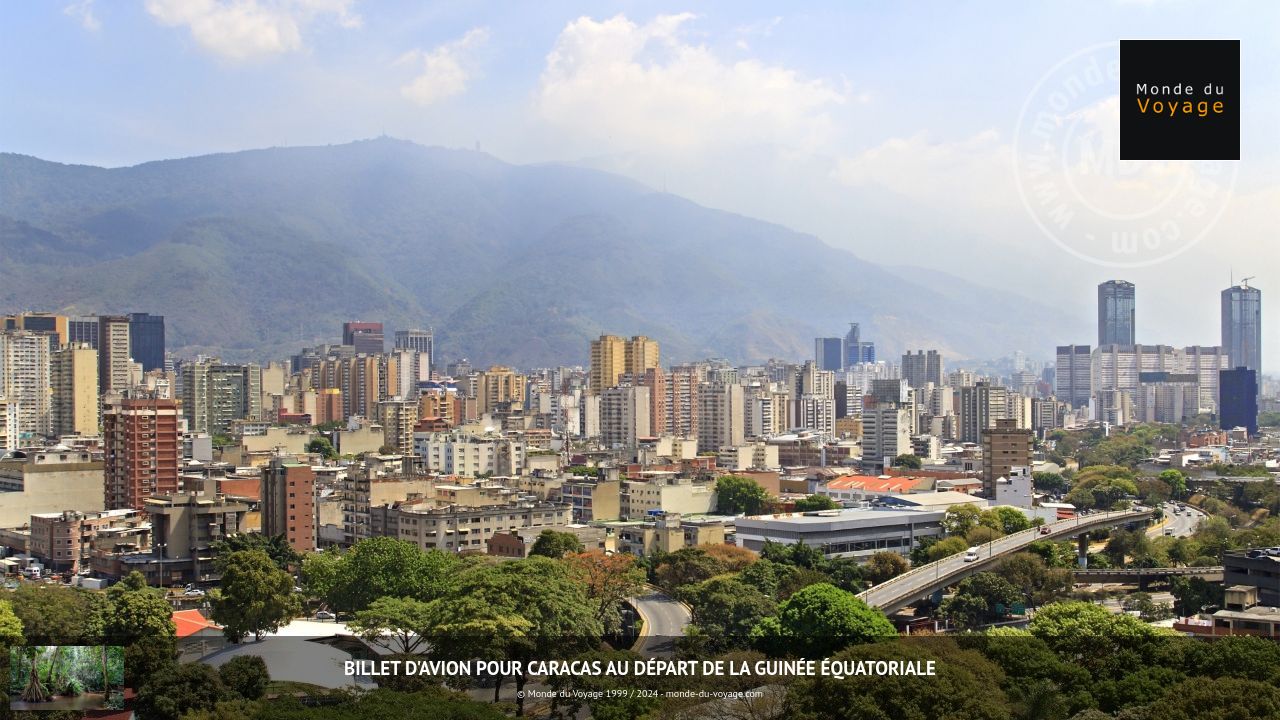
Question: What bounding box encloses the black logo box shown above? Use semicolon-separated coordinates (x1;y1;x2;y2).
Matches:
1120;39;1239;160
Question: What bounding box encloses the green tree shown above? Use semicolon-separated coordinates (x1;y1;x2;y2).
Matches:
1028;601;1160;665
321;537;462;612
1168;575;1224;615
653;547;727;592
213;534;302;571
751;583;895;658
105;571;179;687
943;504;983;536
980;506;1032;535
0;599;22;645
425;557;602;715
1032;472;1070;495
892;454;923;469
863;551;909;585
993;552;1072;607
211;550;301;642
939;593;990;630
218;655;270;700
135;663;230;720
8;584;107;644
1146;677;1280;720
924;536;970;563
715;475;772;515
348;596;433;654
680;576;776;651
784;639;1011;720
528;529;585;559
793;494;839;512
1122;592;1174;622
1158;469;1188;499
306;437;337;459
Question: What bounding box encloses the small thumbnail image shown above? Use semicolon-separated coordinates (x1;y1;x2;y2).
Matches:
9;646;124;712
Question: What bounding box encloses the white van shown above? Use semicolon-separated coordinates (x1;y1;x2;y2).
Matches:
962;547;980;562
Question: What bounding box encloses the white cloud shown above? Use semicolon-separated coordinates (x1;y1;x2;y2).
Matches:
145;0;360;60
535;14;846;154
63;0;100;31
398;27;489;107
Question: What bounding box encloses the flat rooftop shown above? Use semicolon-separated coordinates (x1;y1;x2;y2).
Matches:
737;506;944;528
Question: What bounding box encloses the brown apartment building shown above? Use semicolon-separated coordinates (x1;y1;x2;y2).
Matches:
262;457;316;553
103;398;180;510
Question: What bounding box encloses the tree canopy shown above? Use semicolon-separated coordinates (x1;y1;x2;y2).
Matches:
715;475;772;515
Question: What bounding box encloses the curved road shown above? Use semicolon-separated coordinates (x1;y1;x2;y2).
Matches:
1152;501;1204;538
858;509;1153;614
629;588;691;657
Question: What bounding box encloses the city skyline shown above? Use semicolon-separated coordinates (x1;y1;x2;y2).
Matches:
3;3;1279;362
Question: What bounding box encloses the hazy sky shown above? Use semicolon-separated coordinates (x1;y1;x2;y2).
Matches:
3;1;1278;365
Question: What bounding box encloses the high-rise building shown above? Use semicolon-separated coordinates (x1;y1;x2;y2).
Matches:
957;381;1007;444
476;366;525;414
844;323;875;367
97;315;132;395
697;382;745;452
1221;283;1262;376
1220;367;1258;435
664;365;701;437
1055;345;1092;409
181;361;263;436
103;398;180;510
379;399;419;456
127;313;166;372
262;457;316;553
314;355;383;421
638;367;667;438
589;335;660;393
862;405;912;471
981;418;1032;497
1098;280;1136;346
600;385;652;449
3;313;67;350
0;330;53;439
342;321;384;355
51;343;99;437
901;350;944;389
393;329;433;378
814;337;844;372
66;316;99;349
625;335;660;379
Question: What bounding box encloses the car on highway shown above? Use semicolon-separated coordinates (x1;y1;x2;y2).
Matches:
1040;525;1053;535
963;547;980;562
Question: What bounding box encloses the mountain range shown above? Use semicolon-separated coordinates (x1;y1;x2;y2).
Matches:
0;138;1082;368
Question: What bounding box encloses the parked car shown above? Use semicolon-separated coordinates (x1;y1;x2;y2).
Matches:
315;610;335;620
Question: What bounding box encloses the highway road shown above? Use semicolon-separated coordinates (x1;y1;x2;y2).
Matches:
858;509;1153;614
629;588;691;657
1149;501;1205;539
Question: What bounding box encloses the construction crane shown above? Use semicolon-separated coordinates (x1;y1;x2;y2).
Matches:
1241;276;1256;288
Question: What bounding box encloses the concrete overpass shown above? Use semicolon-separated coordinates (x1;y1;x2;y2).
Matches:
857;509;1154;615
1072;566;1223;587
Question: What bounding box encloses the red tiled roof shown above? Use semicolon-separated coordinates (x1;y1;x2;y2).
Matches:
173;609;220;638
823;475;928;493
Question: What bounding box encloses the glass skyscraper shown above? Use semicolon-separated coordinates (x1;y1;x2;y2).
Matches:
1098;280;1136;346
1221;283;1262;374
128;312;166;372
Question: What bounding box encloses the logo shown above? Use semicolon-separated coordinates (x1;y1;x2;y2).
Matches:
1120;40;1239;160
1013;42;1237;268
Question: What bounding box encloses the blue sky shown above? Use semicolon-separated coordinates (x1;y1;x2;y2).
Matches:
3;1;1279;362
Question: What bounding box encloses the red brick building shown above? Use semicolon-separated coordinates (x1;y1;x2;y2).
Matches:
103;398;180;510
